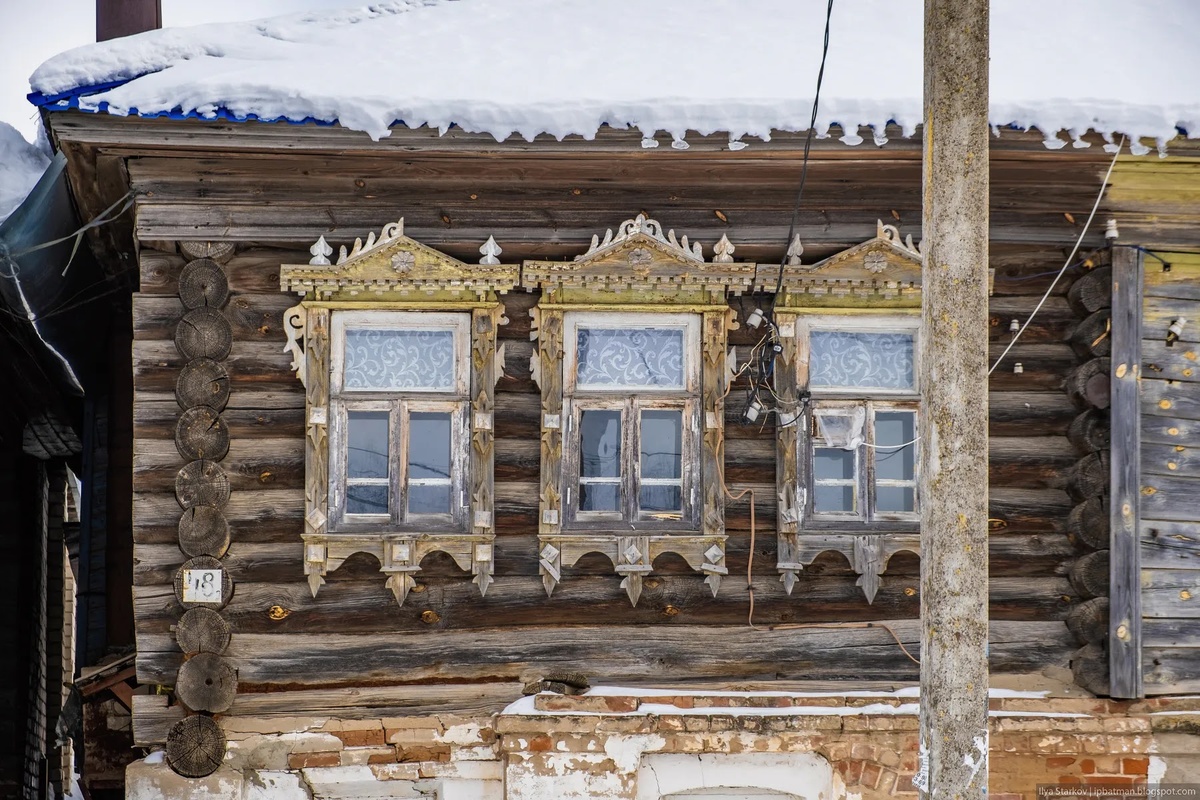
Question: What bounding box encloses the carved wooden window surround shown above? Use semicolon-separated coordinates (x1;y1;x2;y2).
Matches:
524;214;755;606
768;222;925;604
280;220;516;606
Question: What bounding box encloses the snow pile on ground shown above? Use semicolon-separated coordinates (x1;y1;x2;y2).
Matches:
0;121;50;224
28;0;1200;149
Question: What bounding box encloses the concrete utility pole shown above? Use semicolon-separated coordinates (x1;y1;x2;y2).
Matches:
96;0;161;42
918;1;991;799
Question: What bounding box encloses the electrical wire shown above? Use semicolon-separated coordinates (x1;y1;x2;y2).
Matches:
988;136;1126;376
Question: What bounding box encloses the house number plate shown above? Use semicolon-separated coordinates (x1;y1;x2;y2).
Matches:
182;568;223;603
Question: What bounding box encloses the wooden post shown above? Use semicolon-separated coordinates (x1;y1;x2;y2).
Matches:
919;1;990;797
96;0;161;41
1109;246;1143;698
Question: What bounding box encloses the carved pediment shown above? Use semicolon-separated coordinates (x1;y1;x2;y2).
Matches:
766;221;924;306
523;214;756;295
281;219;518;298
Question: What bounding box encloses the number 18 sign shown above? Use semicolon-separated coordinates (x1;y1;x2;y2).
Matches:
182;568;223;604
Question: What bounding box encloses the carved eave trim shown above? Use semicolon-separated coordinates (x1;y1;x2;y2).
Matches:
764;221;924;305
538;533;728;606
777;533;920;604
303;532;496;605
522;214;756;296
282;220;519;299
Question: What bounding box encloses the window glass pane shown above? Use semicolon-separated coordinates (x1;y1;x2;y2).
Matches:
640;485;682;514
875;411;916;481
810;331;914;390
580;410;621;478
580;483;620;512
347;411;389;479
346;484;389;515
814;448;856;480
576;328;684;388
408;412;451;480
877;486;916;513
641;410;682;479
344;328;456;390
409;485;452;515
814;485;856;513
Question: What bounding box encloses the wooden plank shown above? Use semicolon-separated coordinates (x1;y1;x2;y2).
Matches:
1142;617;1200;647
1143;646;1200;694
1141;252;1200;300
132;619;1073;688
1142;442;1199;481
131;693;184;746
1141;378;1200;421
1110;245;1142;698
1141;519;1200;570
1141;339;1200;384
1143;295;1200;343
1140;474;1200;522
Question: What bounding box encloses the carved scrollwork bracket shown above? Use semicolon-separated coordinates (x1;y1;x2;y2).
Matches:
778;533;920;604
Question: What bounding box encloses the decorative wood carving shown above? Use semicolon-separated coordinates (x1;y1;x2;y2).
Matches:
778;533;920;604
177;506;231;559
176;358;230;411
281;218;518;298
175;607;232;655
774;311;801;559
178;259;230;309
525;214;756;601
165;715;226;778
284;225;506;604
764;221;924;307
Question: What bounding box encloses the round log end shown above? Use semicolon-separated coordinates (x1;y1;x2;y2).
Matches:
1069;549;1111;599
179;241;236;265
176;607;232;655
176;652;238;713
176;358;230;411
1067;496;1110;551
175;460;231;510
175;308;233;362
175;406;230;462
166;715;226;778
1066;596;1110;646
178;259;230;310
1070;642;1110;696
178;506;231;559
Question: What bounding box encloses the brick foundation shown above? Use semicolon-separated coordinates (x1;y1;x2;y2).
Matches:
127;691;1200;799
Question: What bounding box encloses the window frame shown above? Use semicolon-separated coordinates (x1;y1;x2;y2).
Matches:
561;311;701;531
328;310;471;533
796;314;921;530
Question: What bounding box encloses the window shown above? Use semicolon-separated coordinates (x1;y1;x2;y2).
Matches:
330;311;470;531
562;313;700;529
800;320;920;525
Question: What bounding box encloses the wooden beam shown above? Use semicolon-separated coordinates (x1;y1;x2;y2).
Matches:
1109;245;1144;698
919;1;991;798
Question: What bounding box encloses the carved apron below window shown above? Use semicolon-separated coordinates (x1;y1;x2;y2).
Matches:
280;219;516;605
764;221;925;603
524;214;754;605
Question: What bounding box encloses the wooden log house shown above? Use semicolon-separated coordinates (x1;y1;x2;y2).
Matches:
26;25;1200;792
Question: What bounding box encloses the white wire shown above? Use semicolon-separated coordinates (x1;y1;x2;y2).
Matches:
988;136;1126;376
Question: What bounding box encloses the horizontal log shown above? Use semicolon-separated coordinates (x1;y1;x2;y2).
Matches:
136;403;303;442
134;292;297;342
132;694;185;746
132;619;1073;689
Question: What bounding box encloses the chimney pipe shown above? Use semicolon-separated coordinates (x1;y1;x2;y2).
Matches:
96;0;162;42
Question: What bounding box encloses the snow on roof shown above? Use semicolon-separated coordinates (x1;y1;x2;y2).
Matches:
28;0;1200;152
0;122;50;225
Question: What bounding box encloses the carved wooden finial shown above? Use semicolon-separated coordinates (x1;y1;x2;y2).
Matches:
479;235;502;265
712;234;736;263
786;234;804;266
309;236;333;266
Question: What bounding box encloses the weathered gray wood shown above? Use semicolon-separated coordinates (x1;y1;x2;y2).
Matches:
1142;295;1200;343
1066;597;1109;645
1141;519;1200;569
1067;409;1110;454
1141;568;1200;619
175;459;230;510
1143;647;1200;694
176;652;237;713
1069;550;1110;599
1141;339;1200;384
1067;265;1112;316
132;693;184;746
1141;378;1200;422
178;258;229;309
174;406;230;461
176;607;232;655
176;358;230;411
1140;474;1200;522
1142;414;1199;447
174;308;233;361
1067;309;1112;358
176;505;231;558
165;715;225;778
179;241;235;264
1109;245;1143;698
1070;643;1109;695
1142;442;1199;481
1066;357;1111;410
1067;497;1110;551
1066;451;1108;502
